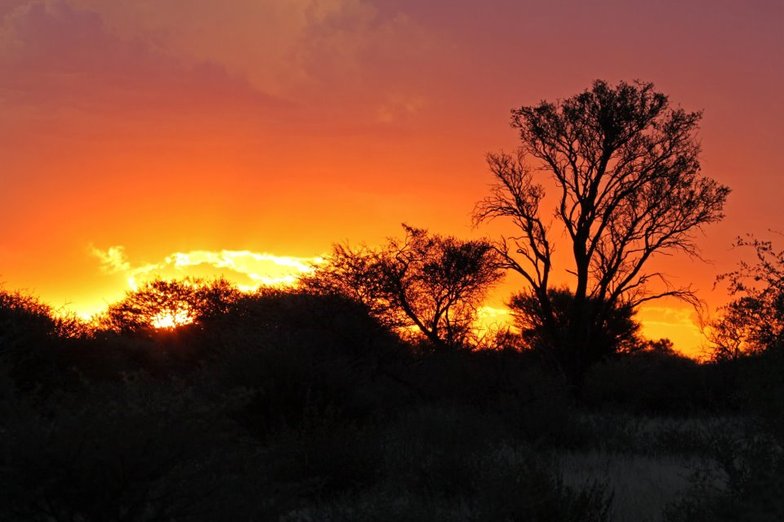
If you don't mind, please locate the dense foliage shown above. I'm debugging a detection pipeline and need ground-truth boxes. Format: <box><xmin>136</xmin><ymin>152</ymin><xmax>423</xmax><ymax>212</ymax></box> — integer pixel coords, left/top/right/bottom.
<box><xmin>710</xmin><ymin>235</ymin><xmax>784</xmax><ymax>359</ymax></box>
<box><xmin>1</xmin><ymin>274</ymin><xmax>783</xmax><ymax>520</ymax></box>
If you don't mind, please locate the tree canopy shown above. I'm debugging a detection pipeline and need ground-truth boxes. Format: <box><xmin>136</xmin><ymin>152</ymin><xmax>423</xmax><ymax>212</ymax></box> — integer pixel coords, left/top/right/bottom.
<box><xmin>302</xmin><ymin>225</ymin><xmax>503</xmax><ymax>348</ymax></box>
<box><xmin>510</xmin><ymin>288</ymin><xmax>641</xmax><ymax>372</ymax></box>
<box><xmin>710</xmin><ymin>235</ymin><xmax>784</xmax><ymax>359</ymax></box>
<box><xmin>98</xmin><ymin>278</ymin><xmax>242</xmax><ymax>334</ymax></box>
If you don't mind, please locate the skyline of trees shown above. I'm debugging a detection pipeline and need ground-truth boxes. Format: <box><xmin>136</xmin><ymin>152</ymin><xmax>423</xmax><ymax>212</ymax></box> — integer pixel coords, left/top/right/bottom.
<box><xmin>0</xmin><ymin>80</ymin><xmax>773</xmax><ymax>365</ymax></box>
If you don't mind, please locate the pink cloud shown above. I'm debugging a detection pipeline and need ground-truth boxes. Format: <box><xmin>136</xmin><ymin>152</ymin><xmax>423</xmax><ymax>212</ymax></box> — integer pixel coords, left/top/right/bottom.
<box><xmin>0</xmin><ymin>0</ymin><xmax>285</xmax><ymax>115</ymax></box>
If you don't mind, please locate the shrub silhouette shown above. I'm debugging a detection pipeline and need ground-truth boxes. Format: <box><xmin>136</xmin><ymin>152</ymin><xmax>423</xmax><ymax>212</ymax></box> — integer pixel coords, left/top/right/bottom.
<box><xmin>0</xmin><ymin>376</ymin><xmax>252</xmax><ymax>522</ymax></box>
<box><xmin>583</xmin><ymin>348</ymin><xmax>705</xmax><ymax>414</ymax></box>
<box><xmin>0</xmin><ymin>289</ymin><xmax>79</xmax><ymax>389</ymax></box>
<box><xmin>203</xmin><ymin>290</ymin><xmax>414</xmax><ymax>434</ymax></box>
<box><xmin>0</xmin><ymin>289</ymin><xmax>57</xmax><ymax>352</ymax></box>
<box><xmin>510</xmin><ymin>287</ymin><xmax>642</xmax><ymax>382</ymax></box>
<box><xmin>666</xmin><ymin>427</ymin><xmax>784</xmax><ymax>522</ymax></box>
<box><xmin>711</xmin><ymin>235</ymin><xmax>784</xmax><ymax>359</ymax></box>
<box><xmin>97</xmin><ymin>277</ymin><xmax>242</xmax><ymax>335</ymax></box>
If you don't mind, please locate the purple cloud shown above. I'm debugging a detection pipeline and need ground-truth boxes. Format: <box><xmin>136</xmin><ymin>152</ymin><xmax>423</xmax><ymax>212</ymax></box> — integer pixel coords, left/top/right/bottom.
<box><xmin>0</xmin><ymin>1</ymin><xmax>286</xmax><ymax>115</ymax></box>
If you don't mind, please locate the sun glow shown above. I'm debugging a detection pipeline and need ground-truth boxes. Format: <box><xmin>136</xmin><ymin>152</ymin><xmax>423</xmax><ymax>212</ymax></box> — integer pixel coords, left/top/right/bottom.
<box><xmin>150</xmin><ymin>309</ymin><xmax>195</xmax><ymax>329</ymax></box>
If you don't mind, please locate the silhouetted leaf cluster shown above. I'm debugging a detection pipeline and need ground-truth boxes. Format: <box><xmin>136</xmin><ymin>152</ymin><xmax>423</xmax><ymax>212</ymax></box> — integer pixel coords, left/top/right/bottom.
<box><xmin>510</xmin><ymin>287</ymin><xmax>642</xmax><ymax>379</ymax></box>
<box><xmin>97</xmin><ymin>277</ymin><xmax>243</xmax><ymax>334</ymax></box>
<box><xmin>711</xmin><ymin>235</ymin><xmax>784</xmax><ymax>359</ymax></box>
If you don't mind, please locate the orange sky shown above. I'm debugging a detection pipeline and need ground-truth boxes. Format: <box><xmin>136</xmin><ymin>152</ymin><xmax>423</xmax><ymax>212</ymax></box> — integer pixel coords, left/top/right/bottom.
<box><xmin>1</xmin><ymin>0</ymin><xmax>782</xmax><ymax>356</ymax></box>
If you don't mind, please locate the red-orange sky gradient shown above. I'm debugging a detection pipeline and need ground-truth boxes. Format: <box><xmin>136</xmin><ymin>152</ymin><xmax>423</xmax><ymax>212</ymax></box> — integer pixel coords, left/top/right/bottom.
<box><xmin>1</xmin><ymin>0</ymin><xmax>782</xmax><ymax>356</ymax></box>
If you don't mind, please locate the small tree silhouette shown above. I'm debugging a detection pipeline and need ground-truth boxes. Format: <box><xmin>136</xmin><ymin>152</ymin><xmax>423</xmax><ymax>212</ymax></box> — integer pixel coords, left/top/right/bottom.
<box><xmin>474</xmin><ymin>80</ymin><xmax>729</xmax><ymax>385</ymax></box>
<box><xmin>303</xmin><ymin>225</ymin><xmax>503</xmax><ymax>348</ymax></box>
<box><xmin>98</xmin><ymin>278</ymin><xmax>242</xmax><ymax>334</ymax></box>
<box><xmin>711</xmin><ymin>235</ymin><xmax>784</xmax><ymax>359</ymax></box>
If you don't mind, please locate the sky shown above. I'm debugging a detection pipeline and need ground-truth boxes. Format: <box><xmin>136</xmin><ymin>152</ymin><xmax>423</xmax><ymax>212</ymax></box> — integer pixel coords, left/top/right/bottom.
<box><xmin>1</xmin><ymin>0</ymin><xmax>782</xmax><ymax>356</ymax></box>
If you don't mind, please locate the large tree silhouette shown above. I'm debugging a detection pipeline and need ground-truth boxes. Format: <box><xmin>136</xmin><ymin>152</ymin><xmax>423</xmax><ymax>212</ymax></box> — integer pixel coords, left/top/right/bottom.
<box><xmin>474</xmin><ymin>80</ymin><xmax>729</xmax><ymax>383</ymax></box>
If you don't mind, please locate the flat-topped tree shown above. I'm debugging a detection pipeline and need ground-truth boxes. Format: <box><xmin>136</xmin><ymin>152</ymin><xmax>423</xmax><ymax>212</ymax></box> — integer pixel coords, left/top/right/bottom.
<box><xmin>474</xmin><ymin>80</ymin><xmax>730</xmax><ymax>383</ymax></box>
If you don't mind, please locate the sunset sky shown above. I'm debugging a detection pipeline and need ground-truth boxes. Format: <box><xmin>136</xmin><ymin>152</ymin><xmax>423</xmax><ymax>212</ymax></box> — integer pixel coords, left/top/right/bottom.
<box><xmin>1</xmin><ymin>0</ymin><xmax>782</xmax><ymax>356</ymax></box>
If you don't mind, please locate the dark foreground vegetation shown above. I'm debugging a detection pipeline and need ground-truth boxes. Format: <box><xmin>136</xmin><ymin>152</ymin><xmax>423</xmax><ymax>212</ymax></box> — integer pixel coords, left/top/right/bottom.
<box><xmin>1</xmin><ymin>280</ymin><xmax>784</xmax><ymax>521</ymax></box>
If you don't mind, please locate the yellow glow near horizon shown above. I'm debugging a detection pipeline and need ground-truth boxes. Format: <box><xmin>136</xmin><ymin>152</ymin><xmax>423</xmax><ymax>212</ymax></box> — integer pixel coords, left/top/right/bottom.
<box><xmin>151</xmin><ymin>309</ymin><xmax>195</xmax><ymax>329</ymax></box>
<box><xmin>64</xmin><ymin>246</ymin><xmax>325</xmax><ymax>319</ymax></box>
<box><xmin>47</xmin><ymin>246</ymin><xmax>707</xmax><ymax>356</ymax></box>
<box><xmin>475</xmin><ymin>305</ymin><xmax>514</xmax><ymax>336</ymax></box>
<box><xmin>476</xmin><ymin>303</ymin><xmax>705</xmax><ymax>354</ymax></box>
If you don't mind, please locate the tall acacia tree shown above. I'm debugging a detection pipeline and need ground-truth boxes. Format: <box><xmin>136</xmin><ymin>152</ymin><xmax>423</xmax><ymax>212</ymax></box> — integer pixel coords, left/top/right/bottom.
<box><xmin>474</xmin><ymin>80</ymin><xmax>730</xmax><ymax>382</ymax></box>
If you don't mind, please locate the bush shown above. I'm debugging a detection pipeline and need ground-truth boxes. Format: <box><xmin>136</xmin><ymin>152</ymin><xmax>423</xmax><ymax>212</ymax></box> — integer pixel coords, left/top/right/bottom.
<box><xmin>0</xmin><ymin>290</ymin><xmax>61</xmax><ymax>388</ymax></box>
<box><xmin>0</xmin><ymin>376</ymin><xmax>252</xmax><ymax>521</ymax></box>
<box><xmin>583</xmin><ymin>350</ymin><xmax>707</xmax><ymax>414</ymax></box>
<box><xmin>205</xmin><ymin>291</ymin><xmax>413</xmax><ymax>435</ymax></box>
<box><xmin>666</xmin><ymin>429</ymin><xmax>784</xmax><ymax>522</ymax></box>
<box><xmin>279</xmin><ymin>405</ymin><xmax>613</xmax><ymax>521</ymax></box>
<box><xmin>475</xmin><ymin>444</ymin><xmax>613</xmax><ymax>522</ymax></box>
